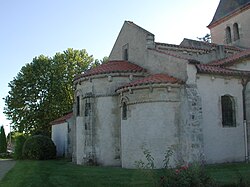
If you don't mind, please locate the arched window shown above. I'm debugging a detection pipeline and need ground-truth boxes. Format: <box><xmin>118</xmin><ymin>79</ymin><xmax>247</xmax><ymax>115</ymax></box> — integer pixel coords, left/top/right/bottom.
<box><xmin>221</xmin><ymin>95</ymin><xmax>236</xmax><ymax>127</ymax></box>
<box><xmin>76</xmin><ymin>96</ymin><xmax>80</xmax><ymax>116</ymax></box>
<box><xmin>233</xmin><ymin>23</ymin><xmax>240</xmax><ymax>41</ymax></box>
<box><xmin>225</xmin><ymin>27</ymin><xmax>232</xmax><ymax>44</ymax></box>
<box><xmin>122</xmin><ymin>102</ymin><xmax>127</xmax><ymax>120</ymax></box>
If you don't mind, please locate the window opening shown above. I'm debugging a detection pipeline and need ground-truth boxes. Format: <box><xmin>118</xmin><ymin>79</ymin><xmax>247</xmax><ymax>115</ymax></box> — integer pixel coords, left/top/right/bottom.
<box><xmin>122</xmin><ymin>44</ymin><xmax>129</xmax><ymax>60</ymax></box>
<box><xmin>122</xmin><ymin>102</ymin><xmax>127</xmax><ymax>120</ymax></box>
<box><xmin>76</xmin><ymin>96</ymin><xmax>80</xmax><ymax>116</ymax></box>
<box><xmin>221</xmin><ymin>95</ymin><xmax>236</xmax><ymax>127</ymax></box>
<box><xmin>85</xmin><ymin>101</ymin><xmax>91</xmax><ymax>116</ymax></box>
<box><xmin>233</xmin><ymin>23</ymin><xmax>240</xmax><ymax>41</ymax></box>
<box><xmin>225</xmin><ymin>27</ymin><xmax>232</xmax><ymax>44</ymax></box>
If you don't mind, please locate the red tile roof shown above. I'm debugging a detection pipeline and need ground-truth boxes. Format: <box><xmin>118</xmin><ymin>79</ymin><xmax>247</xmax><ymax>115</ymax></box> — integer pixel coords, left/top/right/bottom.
<box><xmin>148</xmin><ymin>48</ymin><xmax>190</xmax><ymax>60</ymax></box>
<box><xmin>117</xmin><ymin>74</ymin><xmax>183</xmax><ymax>91</ymax></box>
<box><xmin>74</xmin><ymin>60</ymin><xmax>146</xmax><ymax>81</ymax></box>
<box><xmin>208</xmin><ymin>49</ymin><xmax>250</xmax><ymax>66</ymax></box>
<box><xmin>196</xmin><ymin>64</ymin><xmax>250</xmax><ymax>76</ymax></box>
<box><xmin>196</xmin><ymin>49</ymin><xmax>250</xmax><ymax>77</ymax></box>
<box><xmin>50</xmin><ymin>112</ymin><xmax>73</xmax><ymax>125</ymax></box>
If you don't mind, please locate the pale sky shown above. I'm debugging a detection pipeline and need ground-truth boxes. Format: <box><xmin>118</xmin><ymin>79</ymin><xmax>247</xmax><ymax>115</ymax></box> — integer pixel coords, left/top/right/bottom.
<box><xmin>0</xmin><ymin>0</ymin><xmax>220</xmax><ymax>134</ymax></box>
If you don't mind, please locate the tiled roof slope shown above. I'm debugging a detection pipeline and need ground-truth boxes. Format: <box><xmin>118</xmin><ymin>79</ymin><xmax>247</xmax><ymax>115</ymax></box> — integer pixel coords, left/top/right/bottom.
<box><xmin>208</xmin><ymin>0</ymin><xmax>250</xmax><ymax>27</ymax></box>
<box><xmin>74</xmin><ymin>61</ymin><xmax>146</xmax><ymax>81</ymax></box>
<box><xmin>208</xmin><ymin>49</ymin><xmax>250</xmax><ymax>66</ymax></box>
<box><xmin>196</xmin><ymin>64</ymin><xmax>250</xmax><ymax>76</ymax></box>
<box><xmin>196</xmin><ymin>49</ymin><xmax>250</xmax><ymax>76</ymax></box>
<box><xmin>50</xmin><ymin>112</ymin><xmax>73</xmax><ymax>125</ymax></box>
<box><xmin>117</xmin><ymin>74</ymin><xmax>183</xmax><ymax>91</ymax></box>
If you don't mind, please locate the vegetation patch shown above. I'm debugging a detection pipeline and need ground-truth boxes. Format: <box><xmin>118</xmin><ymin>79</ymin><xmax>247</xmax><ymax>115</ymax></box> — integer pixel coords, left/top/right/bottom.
<box><xmin>1</xmin><ymin>160</ymin><xmax>250</xmax><ymax>187</ymax></box>
<box><xmin>22</xmin><ymin>135</ymin><xmax>56</xmax><ymax>160</ymax></box>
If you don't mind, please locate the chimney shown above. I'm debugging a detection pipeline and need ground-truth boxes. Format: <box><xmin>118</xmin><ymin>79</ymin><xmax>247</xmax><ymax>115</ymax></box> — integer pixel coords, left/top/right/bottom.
<box><xmin>146</xmin><ymin>34</ymin><xmax>155</xmax><ymax>49</ymax></box>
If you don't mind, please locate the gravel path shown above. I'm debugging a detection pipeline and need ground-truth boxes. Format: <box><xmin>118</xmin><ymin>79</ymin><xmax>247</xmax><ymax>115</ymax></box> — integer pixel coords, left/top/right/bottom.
<box><xmin>0</xmin><ymin>159</ymin><xmax>16</xmax><ymax>180</ymax></box>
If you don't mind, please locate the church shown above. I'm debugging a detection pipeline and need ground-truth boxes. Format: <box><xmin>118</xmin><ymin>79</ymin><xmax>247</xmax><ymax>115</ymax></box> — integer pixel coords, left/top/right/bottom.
<box><xmin>51</xmin><ymin>0</ymin><xmax>250</xmax><ymax>168</ymax></box>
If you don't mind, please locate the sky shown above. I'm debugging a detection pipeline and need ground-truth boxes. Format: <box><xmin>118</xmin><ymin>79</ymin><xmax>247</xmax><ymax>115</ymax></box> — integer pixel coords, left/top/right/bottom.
<box><xmin>0</xmin><ymin>0</ymin><xmax>220</xmax><ymax>134</ymax></box>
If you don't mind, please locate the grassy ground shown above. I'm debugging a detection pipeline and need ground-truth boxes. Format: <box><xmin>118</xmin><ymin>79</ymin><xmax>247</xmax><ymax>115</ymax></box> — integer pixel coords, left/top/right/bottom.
<box><xmin>1</xmin><ymin>160</ymin><xmax>250</xmax><ymax>187</ymax></box>
<box><xmin>206</xmin><ymin>162</ymin><xmax>250</xmax><ymax>186</ymax></box>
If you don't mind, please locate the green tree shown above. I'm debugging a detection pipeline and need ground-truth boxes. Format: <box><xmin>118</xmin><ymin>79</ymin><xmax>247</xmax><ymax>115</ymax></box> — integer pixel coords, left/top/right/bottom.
<box><xmin>91</xmin><ymin>56</ymin><xmax>109</xmax><ymax>68</ymax></box>
<box><xmin>197</xmin><ymin>33</ymin><xmax>211</xmax><ymax>43</ymax></box>
<box><xmin>0</xmin><ymin>126</ymin><xmax>7</xmax><ymax>153</ymax></box>
<box><xmin>4</xmin><ymin>48</ymin><xmax>94</xmax><ymax>135</ymax></box>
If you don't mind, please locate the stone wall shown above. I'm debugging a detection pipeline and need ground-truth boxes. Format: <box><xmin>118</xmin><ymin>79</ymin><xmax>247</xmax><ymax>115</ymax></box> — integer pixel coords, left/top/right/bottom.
<box><xmin>179</xmin><ymin>84</ymin><xmax>204</xmax><ymax>164</ymax></box>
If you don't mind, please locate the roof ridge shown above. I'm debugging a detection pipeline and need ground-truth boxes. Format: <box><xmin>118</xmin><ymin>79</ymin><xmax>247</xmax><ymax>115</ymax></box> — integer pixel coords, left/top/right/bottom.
<box><xmin>148</xmin><ymin>48</ymin><xmax>191</xmax><ymax>61</ymax></box>
<box><xmin>125</xmin><ymin>21</ymin><xmax>154</xmax><ymax>36</ymax></box>
<box><xmin>156</xmin><ymin>42</ymin><xmax>211</xmax><ymax>51</ymax></box>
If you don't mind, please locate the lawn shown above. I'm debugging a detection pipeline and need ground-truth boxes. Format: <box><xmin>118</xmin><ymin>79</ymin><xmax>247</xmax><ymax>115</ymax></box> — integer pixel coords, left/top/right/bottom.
<box><xmin>1</xmin><ymin>160</ymin><xmax>250</xmax><ymax>187</ymax></box>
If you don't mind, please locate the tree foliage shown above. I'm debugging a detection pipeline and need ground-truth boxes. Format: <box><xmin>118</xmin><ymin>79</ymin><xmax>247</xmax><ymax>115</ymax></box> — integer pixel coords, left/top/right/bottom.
<box><xmin>197</xmin><ymin>34</ymin><xmax>211</xmax><ymax>43</ymax></box>
<box><xmin>0</xmin><ymin>126</ymin><xmax>7</xmax><ymax>153</ymax></box>
<box><xmin>4</xmin><ymin>48</ymin><xmax>94</xmax><ymax>135</ymax></box>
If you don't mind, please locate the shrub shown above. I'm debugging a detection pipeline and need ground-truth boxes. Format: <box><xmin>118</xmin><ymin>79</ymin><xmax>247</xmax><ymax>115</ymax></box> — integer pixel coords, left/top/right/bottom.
<box><xmin>14</xmin><ymin>134</ymin><xmax>27</xmax><ymax>159</ymax></box>
<box><xmin>22</xmin><ymin>135</ymin><xmax>56</xmax><ymax>160</ymax></box>
<box><xmin>0</xmin><ymin>126</ymin><xmax>7</xmax><ymax>153</ymax></box>
<box><xmin>135</xmin><ymin>146</ymin><xmax>216</xmax><ymax>187</ymax></box>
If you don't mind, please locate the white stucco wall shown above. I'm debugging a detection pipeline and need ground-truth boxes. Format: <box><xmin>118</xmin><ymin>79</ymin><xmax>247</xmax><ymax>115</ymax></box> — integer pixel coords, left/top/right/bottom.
<box><xmin>197</xmin><ymin>74</ymin><xmax>245</xmax><ymax>163</ymax></box>
<box><xmin>52</xmin><ymin>122</ymin><xmax>68</xmax><ymax>157</ymax></box>
<box><xmin>94</xmin><ymin>96</ymin><xmax>121</xmax><ymax>166</ymax></box>
<box><xmin>120</xmin><ymin>86</ymin><xmax>181</xmax><ymax>168</ymax></box>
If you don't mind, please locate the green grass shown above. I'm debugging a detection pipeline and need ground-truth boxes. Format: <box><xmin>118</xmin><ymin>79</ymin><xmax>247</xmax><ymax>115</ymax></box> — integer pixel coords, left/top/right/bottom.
<box><xmin>1</xmin><ymin>160</ymin><xmax>250</xmax><ymax>187</ymax></box>
<box><xmin>0</xmin><ymin>160</ymin><xmax>158</xmax><ymax>187</ymax></box>
<box><xmin>206</xmin><ymin>162</ymin><xmax>250</xmax><ymax>186</ymax></box>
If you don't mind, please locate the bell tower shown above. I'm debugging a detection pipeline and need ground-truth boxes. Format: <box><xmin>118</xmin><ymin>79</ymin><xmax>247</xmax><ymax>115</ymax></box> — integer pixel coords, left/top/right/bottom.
<box><xmin>208</xmin><ymin>0</ymin><xmax>250</xmax><ymax>48</ymax></box>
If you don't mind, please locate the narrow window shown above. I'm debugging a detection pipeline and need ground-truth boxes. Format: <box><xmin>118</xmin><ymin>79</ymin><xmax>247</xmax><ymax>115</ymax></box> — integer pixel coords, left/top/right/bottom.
<box><xmin>233</xmin><ymin>23</ymin><xmax>240</xmax><ymax>41</ymax></box>
<box><xmin>76</xmin><ymin>96</ymin><xmax>80</xmax><ymax>116</ymax></box>
<box><xmin>122</xmin><ymin>102</ymin><xmax>127</xmax><ymax>120</ymax></box>
<box><xmin>85</xmin><ymin>101</ymin><xmax>91</xmax><ymax>116</ymax></box>
<box><xmin>221</xmin><ymin>95</ymin><xmax>236</xmax><ymax>127</ymax></box>
<box><xmin>122</xmin><ymin>44</ymin><xmax>129</xmax><ymax>60</ymax></box>
<box><xmin>225</xmin><ymin>27</ymin><xmax>232</xmax><ymax>44</ymax></box>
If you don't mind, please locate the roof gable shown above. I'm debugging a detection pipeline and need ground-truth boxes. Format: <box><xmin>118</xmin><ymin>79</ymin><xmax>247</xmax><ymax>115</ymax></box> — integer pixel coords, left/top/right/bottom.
<box><xmin>208</xmin><ymin>0</ymin><xmax>250</xmax><ymax>27</ymax></box>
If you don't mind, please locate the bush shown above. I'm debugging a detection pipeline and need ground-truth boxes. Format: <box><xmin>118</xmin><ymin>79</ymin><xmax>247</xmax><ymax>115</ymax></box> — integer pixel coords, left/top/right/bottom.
<box><xmin>0</xmin><ymin>126</ymin><xmax>7</xmax><ymax>153</ymax></box>
<box><xmin>22</xmin><ymin>135</ymin><xmax>56</xmax><ymax>160</ymax></box>
<box><xmin>14</xmin><ymin>134</ymin><xmax>27</xmax><ymax>159</ymax></box>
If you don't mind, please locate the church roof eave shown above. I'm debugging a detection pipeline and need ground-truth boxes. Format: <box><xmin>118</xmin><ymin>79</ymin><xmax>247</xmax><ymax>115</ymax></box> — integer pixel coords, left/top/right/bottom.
<box><xmin>116</xmin><ymin>74</ymin><xmax>183</xmax><ymax>93</ymax></box>
<box><xmin>196</xmin><ymin>64</ymin><xmax>250</xmax><ymax>77</ymax></box>
<box><xmin>74</xmin><ymin>60</ymin><xmax>147</xmax><ymax>82</ymax></box>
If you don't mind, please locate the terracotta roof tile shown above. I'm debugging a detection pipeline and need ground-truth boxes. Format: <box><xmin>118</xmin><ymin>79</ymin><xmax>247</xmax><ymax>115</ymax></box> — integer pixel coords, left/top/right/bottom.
<box><xmin>208</xmin><ymin>49</ymin><xmax>250</xmax><ymax>66</ymax></box>
<box><xmin>74</xmin><ymin>60</ymin><xmax>146</xmax><ymax>81</ymax></box>
<box><xmin>117</xmin><ymin>74</ymin><xmax>183</xmax><ymax>91</ymax></box>
<box><xmin>148</xmin><ymin>48</ymin><xmax>190</xmax><ymax>60</ymax></box>
<box><xmin>196</xmin><ymin>64</ymin><xmax>250</xmax><ymax>76</ymax></box>
<box><xmin>50</xmin><ymin>112</ymin><xmax>73</xmax><ymax>125</ymax></box>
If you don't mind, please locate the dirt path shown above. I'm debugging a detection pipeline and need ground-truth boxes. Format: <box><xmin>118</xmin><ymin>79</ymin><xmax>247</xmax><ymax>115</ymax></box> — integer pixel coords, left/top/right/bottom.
<box><xmin>0</xmin><ymin>159</ymin><xmax>16</xmax><ymax>180</ymax></box>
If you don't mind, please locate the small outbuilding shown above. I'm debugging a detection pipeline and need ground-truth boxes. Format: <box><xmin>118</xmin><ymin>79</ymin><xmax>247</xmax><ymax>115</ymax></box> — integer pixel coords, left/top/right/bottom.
<box><xmin>51</xmin><ymin>112</ymin><xmax>73</xmax><ymax>158</ymax></box>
